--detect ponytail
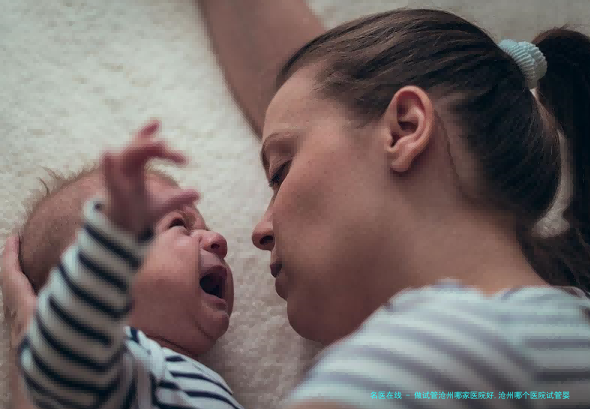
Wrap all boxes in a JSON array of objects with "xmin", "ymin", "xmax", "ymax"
[{"xmin": 526, "ymin": 28, "xmax": 590, "ymax": 291}]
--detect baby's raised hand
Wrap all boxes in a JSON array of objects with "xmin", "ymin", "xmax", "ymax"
[{"xmin": 101, "ymin": 120, "xmax": 200, "ymax": 236}]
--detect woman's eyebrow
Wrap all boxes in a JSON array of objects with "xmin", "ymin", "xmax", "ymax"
[
  {"xmin": 260, "ymin": 133, "xmax": 283, "ymax": 169},
  {"xmin": 260, "ymin": 131, "xmax": 301, "ymax": 170}
]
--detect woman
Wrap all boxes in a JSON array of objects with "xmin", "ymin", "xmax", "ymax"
[
  {"xmin": 244, "ymin": 5, "xmax": 590, "ymax": 408},
  {"xmin": 5, "ymin": 5, "xmax": 590, "ymax": 409}
]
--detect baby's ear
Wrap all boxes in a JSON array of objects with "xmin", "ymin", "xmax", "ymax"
[
  {"xmin": 14, "ymin": 234, "xmax": 38, "ymax": 295},
  {"xmin": 13, "ymin": 232, "xmax": 34, "ymax": 293},
  {"xmin": 19, "ymin": 225, "xmax": 64, "ymax": 295}
]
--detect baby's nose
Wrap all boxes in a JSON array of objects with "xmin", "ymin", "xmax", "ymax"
[{"xmin": 195, "ymin": 230, "xmax": 228, "ymax": 259}]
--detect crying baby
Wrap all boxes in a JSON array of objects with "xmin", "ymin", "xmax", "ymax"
[{"xmin": 17, "ymin": 120, "xmax": 244, "ymax": 409}]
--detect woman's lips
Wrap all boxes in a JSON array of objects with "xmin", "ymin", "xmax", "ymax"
[{"xmin": 270, "ymin": 262, "xmax": 282, "ymax": 278}]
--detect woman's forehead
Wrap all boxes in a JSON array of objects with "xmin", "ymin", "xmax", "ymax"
[{"xmin": 265, "ymin": 68, "xmax": 322, "ymax": 129}]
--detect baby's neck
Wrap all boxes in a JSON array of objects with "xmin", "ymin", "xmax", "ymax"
[{"xmin": 150, "ymin": 335, "xmax": 202, "ymax": 360}]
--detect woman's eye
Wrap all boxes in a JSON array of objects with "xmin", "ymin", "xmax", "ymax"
[{"xmin": 269, "ymin": 162, "xmax": 290, "ymax": 188}]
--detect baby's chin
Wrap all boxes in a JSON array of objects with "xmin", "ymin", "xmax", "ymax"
[
  {"xmin": 147, "ymin": 312, "xmax": 229, "ymax": 358},
  {"xmin": 197, "ymin": 298, "xmax": 231, "ymax": 342},
  {"xmin": 165, "ymin": 299, "xmax": 231, "ymax": 357},
  {"xmin": 128, "ymin": 303, "xmax": 230, "ymax": 358}
]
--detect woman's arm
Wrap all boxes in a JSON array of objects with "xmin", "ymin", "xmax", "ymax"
[{"xmin": 199, "ymin": 0, "xmax": 325, "ymax": 137}]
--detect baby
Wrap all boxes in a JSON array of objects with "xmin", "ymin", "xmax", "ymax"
[{"xmin": 17, "ymin": 120, "xmax": 244, "ymax": 409}]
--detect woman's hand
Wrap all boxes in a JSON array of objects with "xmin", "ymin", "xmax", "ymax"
[
  {"xmin": 2, "ymin": 235, "xmax": 39, "ymax": 409},
  {"xmin": 2, "ymin": 236, "xmax": 36, "ymax": 350}
]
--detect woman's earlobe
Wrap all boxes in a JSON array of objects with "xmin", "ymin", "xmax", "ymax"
[{"xmin": 389, "ymin": 135, "xmax": 429, "ymax": 172}]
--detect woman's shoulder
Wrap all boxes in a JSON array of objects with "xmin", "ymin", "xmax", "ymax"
[
  {"xmin": 376, "ymin": 279, "xmax": 590, "ymax": 322},
  {"xmin": 364, "ymin": 280, "xmax": 590, "ymax": 351},
  {"xmin": 286, "ymin": 281, "xmax": 590, "ymax": 408}
]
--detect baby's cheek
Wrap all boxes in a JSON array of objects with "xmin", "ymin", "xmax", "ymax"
[
  {"xmin": 135, "ymin": 236, "xmax": 198, "ymax": 303},
  {"xmin": 167, "ymin": 240, "xmax": 200, "ymax": 285}
]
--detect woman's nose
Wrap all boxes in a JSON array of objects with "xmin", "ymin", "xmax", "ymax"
[
  {"xmin": 199, "ymin": 231, "xmax": 228, "ymax": 259},
  {"xmin": 252, "ymin": 215, "xmax": 274, "ymax": 251}
]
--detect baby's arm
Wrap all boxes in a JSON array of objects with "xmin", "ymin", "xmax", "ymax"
[
  {"xmin": 17, "ymin": 120, "xmax": 201, "ymax": 409},
  {"xmin": 18, "ymin": 199, "xmax": 151, "ymax": 409}
]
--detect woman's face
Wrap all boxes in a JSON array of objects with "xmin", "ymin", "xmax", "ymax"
[{"xmin": 252, "ymin": 67, "xmax": 401, "ymax": 345}]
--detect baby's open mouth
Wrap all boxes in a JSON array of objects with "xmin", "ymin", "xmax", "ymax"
[{"xmin": 200, "ymin": 267, "xmax": 225, "ymax": 299}]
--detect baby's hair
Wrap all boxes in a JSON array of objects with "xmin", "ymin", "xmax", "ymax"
[
  {"xmin": 276, "ymin": 9, "xmax": 590, "ymax": 291},
  {"xmin": 18, "ymin": 163, "xmax": 178, "ymax": 293}
]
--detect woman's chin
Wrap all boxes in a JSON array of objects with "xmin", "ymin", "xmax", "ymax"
[{"xmin": 287, "ymin": 298, "xmax": 319, "ymax": 342}]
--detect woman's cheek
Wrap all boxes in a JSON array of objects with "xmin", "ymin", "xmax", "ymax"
[{"xmin": 275, "ymin": 165, "xmax": 324, "ymax": 229}]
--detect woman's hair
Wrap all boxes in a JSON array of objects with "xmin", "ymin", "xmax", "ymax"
[{"xmin": 275, "ymin": 9, "xmax": 590, "ymax": 291}]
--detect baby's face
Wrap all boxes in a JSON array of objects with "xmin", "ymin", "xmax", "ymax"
[
  {"xmin": 26, "ymin": 172, "xmax": 234, "ymax": 358},
  {"xmin": 128, "ymin": 175, "xmax": 235, "ymax": 357}
]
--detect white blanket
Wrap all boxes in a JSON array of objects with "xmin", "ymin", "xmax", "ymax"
[{"xmin": 0, "ymin": 0, "xmax": 585, "ymax": 408}]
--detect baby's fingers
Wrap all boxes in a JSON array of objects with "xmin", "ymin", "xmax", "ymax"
[
  {"xmin": 121, "ymin": 140, "xmax": 187, "ymax": 175},
  {"xmin": 101, "ymin": 152, "xmax": 117, "ymax": 188},
  {"xmin": 136, "ymin": 119, "xmax": 161, "ymax": 139},
  {"xmin": 152, "ymin": 189, "xmax": 200, "ymax": 221}
]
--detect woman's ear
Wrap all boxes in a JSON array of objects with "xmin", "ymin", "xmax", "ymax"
[{"xmin": 383, "ymin": 86, "xmax": 435, "ymax": 173}]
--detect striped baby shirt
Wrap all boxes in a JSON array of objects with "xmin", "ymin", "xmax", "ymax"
[
  {"xmin": 18, "ymin": 200, "xmax": 244, "ymax": 409},
  {"xmin": 287, "ymin": 280, "xmax": 590, "ymax": 409}
]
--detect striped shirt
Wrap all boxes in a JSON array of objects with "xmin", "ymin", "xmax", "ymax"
[
  {"xmin": 19, "ymin": 200, "xmax": 244, "ymax": 409},
  {"xmin": 287, "ymin": 279, "xmax": 590, "ymax": 409}
]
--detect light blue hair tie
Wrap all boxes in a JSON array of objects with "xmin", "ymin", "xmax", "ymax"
[{"xmin": 498, "ymin": 39, "xmax": 547, "ymax": 89}]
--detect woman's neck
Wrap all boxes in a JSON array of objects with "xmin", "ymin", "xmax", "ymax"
[{"xmin": 393, "ymin": 209, "xmax": 549, "ymax": 296}]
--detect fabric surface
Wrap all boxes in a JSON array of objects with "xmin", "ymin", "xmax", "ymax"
[{"xmin": 1, "ymin": 1, "xmax": 588, "ymax": 408}]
